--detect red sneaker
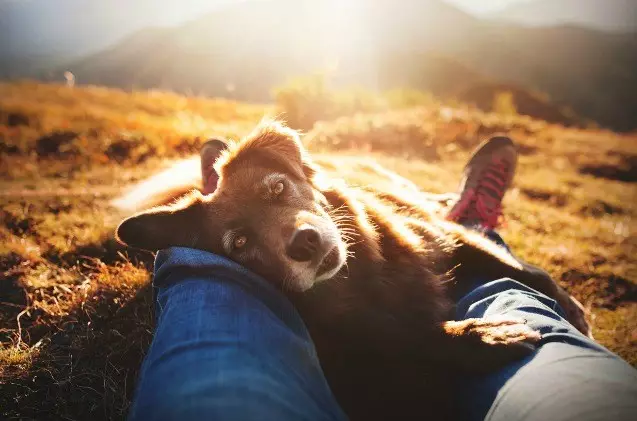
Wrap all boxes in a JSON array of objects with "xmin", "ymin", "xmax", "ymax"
[{"xmin": 446, "ymin": 136, "xmax": 518, "ymax": 230}]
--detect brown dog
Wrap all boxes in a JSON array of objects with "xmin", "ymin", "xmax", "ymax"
[{"xmin": 116, "ymin": 121, "xmax": 588, "ymax": 420}]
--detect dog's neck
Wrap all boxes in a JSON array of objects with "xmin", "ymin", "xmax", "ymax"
[
  {"xmin": 317, "ymin": 178, "xmax": 385, "ymax": 270},
  {"xmin": 313, "ymin": 172, "xmax": 451, "ymax": 280}
]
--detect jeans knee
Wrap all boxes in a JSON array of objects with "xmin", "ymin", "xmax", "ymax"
[
  {"xmin": 457, "ymin": 278, "xmax": 564, "ymax": 320},
  {"xmin": 481, "ymin": 278, "xmax": 539, "ymax": 295}
]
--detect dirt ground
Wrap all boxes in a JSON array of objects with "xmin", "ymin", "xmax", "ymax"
[{"xmin": 1, "ymin": 82, "xmax": 635, "ymax": 420}]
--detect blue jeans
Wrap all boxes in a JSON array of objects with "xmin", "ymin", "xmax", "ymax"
[{"xmin": 129, "ymin": 247, "xmax": 637, "ymax": 421}]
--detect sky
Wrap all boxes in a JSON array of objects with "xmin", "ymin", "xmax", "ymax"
[
  {"xmin": 443, "ymin": 0, "xmax": 531, "ymax": 15},
  {"xmin": 0, "ymin": 0, "xmax": 538, "ymax": 57},
  {"xmin": 0, "ymin": 0, "xmax": 533, "ymax": 19}
]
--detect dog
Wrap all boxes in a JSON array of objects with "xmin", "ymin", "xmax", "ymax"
[{"xmin": 115, "ymin": 121, "xmax": 589, "ymax": 420}]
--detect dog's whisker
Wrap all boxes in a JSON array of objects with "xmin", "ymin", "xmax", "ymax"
[{"xmin": 338, "ymin": 229, "xmax": 359, "ymax": 235}]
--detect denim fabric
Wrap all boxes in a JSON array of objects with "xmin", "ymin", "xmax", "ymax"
[
  {"xmin": 128, "ymin": 247, "xmax": 347, "ymax": 421},
  {"xmin": 129, "ymin": 247, "xmax": 637, "ymax": 421},
  {"xmin": 456, "ymin": 279, "xmax": 637, "ymax": 421}
]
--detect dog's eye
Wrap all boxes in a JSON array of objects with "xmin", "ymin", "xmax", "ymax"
[
  {"xmin": 234, "ymin": 235, "xmax": 247, "ymax": 249},
  {"xmin": 273, "ymin": 181, "xmax": 284, "ymax": 196}
]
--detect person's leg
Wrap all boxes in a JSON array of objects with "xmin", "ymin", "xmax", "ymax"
[
  {"xmin": 128, "ymin": 247, "xmax": 346, "ymax": 421},
  {"xmin": 456, "ymin": 276, "xmax": 637, "ymax": 421},
  {"xmin": 448, "ymin": 142, "xmax": 636, "ymax": 421}
]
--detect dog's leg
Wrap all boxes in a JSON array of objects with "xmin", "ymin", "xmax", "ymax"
[
  {"xmin": 457, "ymin": 250, "xmax": 591, "ymax": 338},
  {"xmin": 505, "ymin": 261, "xmax": 592, "ymax": 338},
  {"xmin": 431, "ymin": 317, "xmax": 541, "ymax": 372},
  {"xmin": 432, "ymin": 219, "xmax": 592, "ymax": 338}
]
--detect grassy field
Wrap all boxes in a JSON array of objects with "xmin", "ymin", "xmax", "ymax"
[{"xmin": 1, "ymin": 81, "xmax": 636, "ymax": 420}]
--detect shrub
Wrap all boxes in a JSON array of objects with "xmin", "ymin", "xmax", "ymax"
[
  {"xmin": 273, "ymin": 73, "xmax": 437, "ymax": 130},
  {"xmin": 492, "ymin": 91, "xmax": 518, "ymax": 116}
]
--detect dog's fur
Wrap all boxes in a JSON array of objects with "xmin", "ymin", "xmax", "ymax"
[{"xmin": 115, "ymin": 121, "xmax": 589, "ymax": 420}]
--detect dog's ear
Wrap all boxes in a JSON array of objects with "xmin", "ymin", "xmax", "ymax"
[
  {"xmin": 116, "ymin": 192, "xmax": 207, "ymax": 251},
  {"xmin": 200, "ymin": 138, "xmax": 228, "ymax": 194}
]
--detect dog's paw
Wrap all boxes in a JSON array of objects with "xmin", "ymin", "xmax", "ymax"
[
  {"xmin": 442, "ymin": 317, "xmax": 541, "ymax": 371},
  {"xmin": 466, "ymin": 317, "xmax": 542, "ymax": 350}
]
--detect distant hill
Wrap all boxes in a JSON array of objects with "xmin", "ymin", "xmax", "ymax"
[
  {"xmin": 490, "ymin": 0, "xmax": 637, "ymax": 33},
  {"xmin": 31, "ymin": 0, "xmax": 637, "ymax": 131},
  {"xmin": 62, "ymin": 0, "xmax": 479, "ymax": 94},
  {"xmin": 456, "ymin": 83, "xmax": 582, "ymax": 127},
  {"xmin": 0, "ymin": 0, "xmax": 227, "ymax": 78}
]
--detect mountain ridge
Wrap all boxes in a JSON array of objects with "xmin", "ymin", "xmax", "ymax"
[
  {"xmin": 490, "ymin": 0, "xmax": 637, "ymax": 33},
  {"xmin": 7, "ymin": 0, "xmax": 637, "ymax": 131}
]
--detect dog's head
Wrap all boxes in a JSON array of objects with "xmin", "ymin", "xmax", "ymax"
[{"xmin": 116, "ymin": 121, "xmax": 347, "ymax": 291}]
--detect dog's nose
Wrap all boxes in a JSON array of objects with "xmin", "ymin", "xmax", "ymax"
[{"xmin": 287, "ymin": 225, "xmax": 321, "ymax": 262}]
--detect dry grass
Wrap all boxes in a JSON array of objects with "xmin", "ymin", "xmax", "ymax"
[{"xmin": 1, "ymin": 82, "xmax": 635, "ymax": 420}]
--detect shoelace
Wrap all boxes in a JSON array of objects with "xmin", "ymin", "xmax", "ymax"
[{"xmin": 449, "ymin": 157, "xmax": 510, "ymax": 230}]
